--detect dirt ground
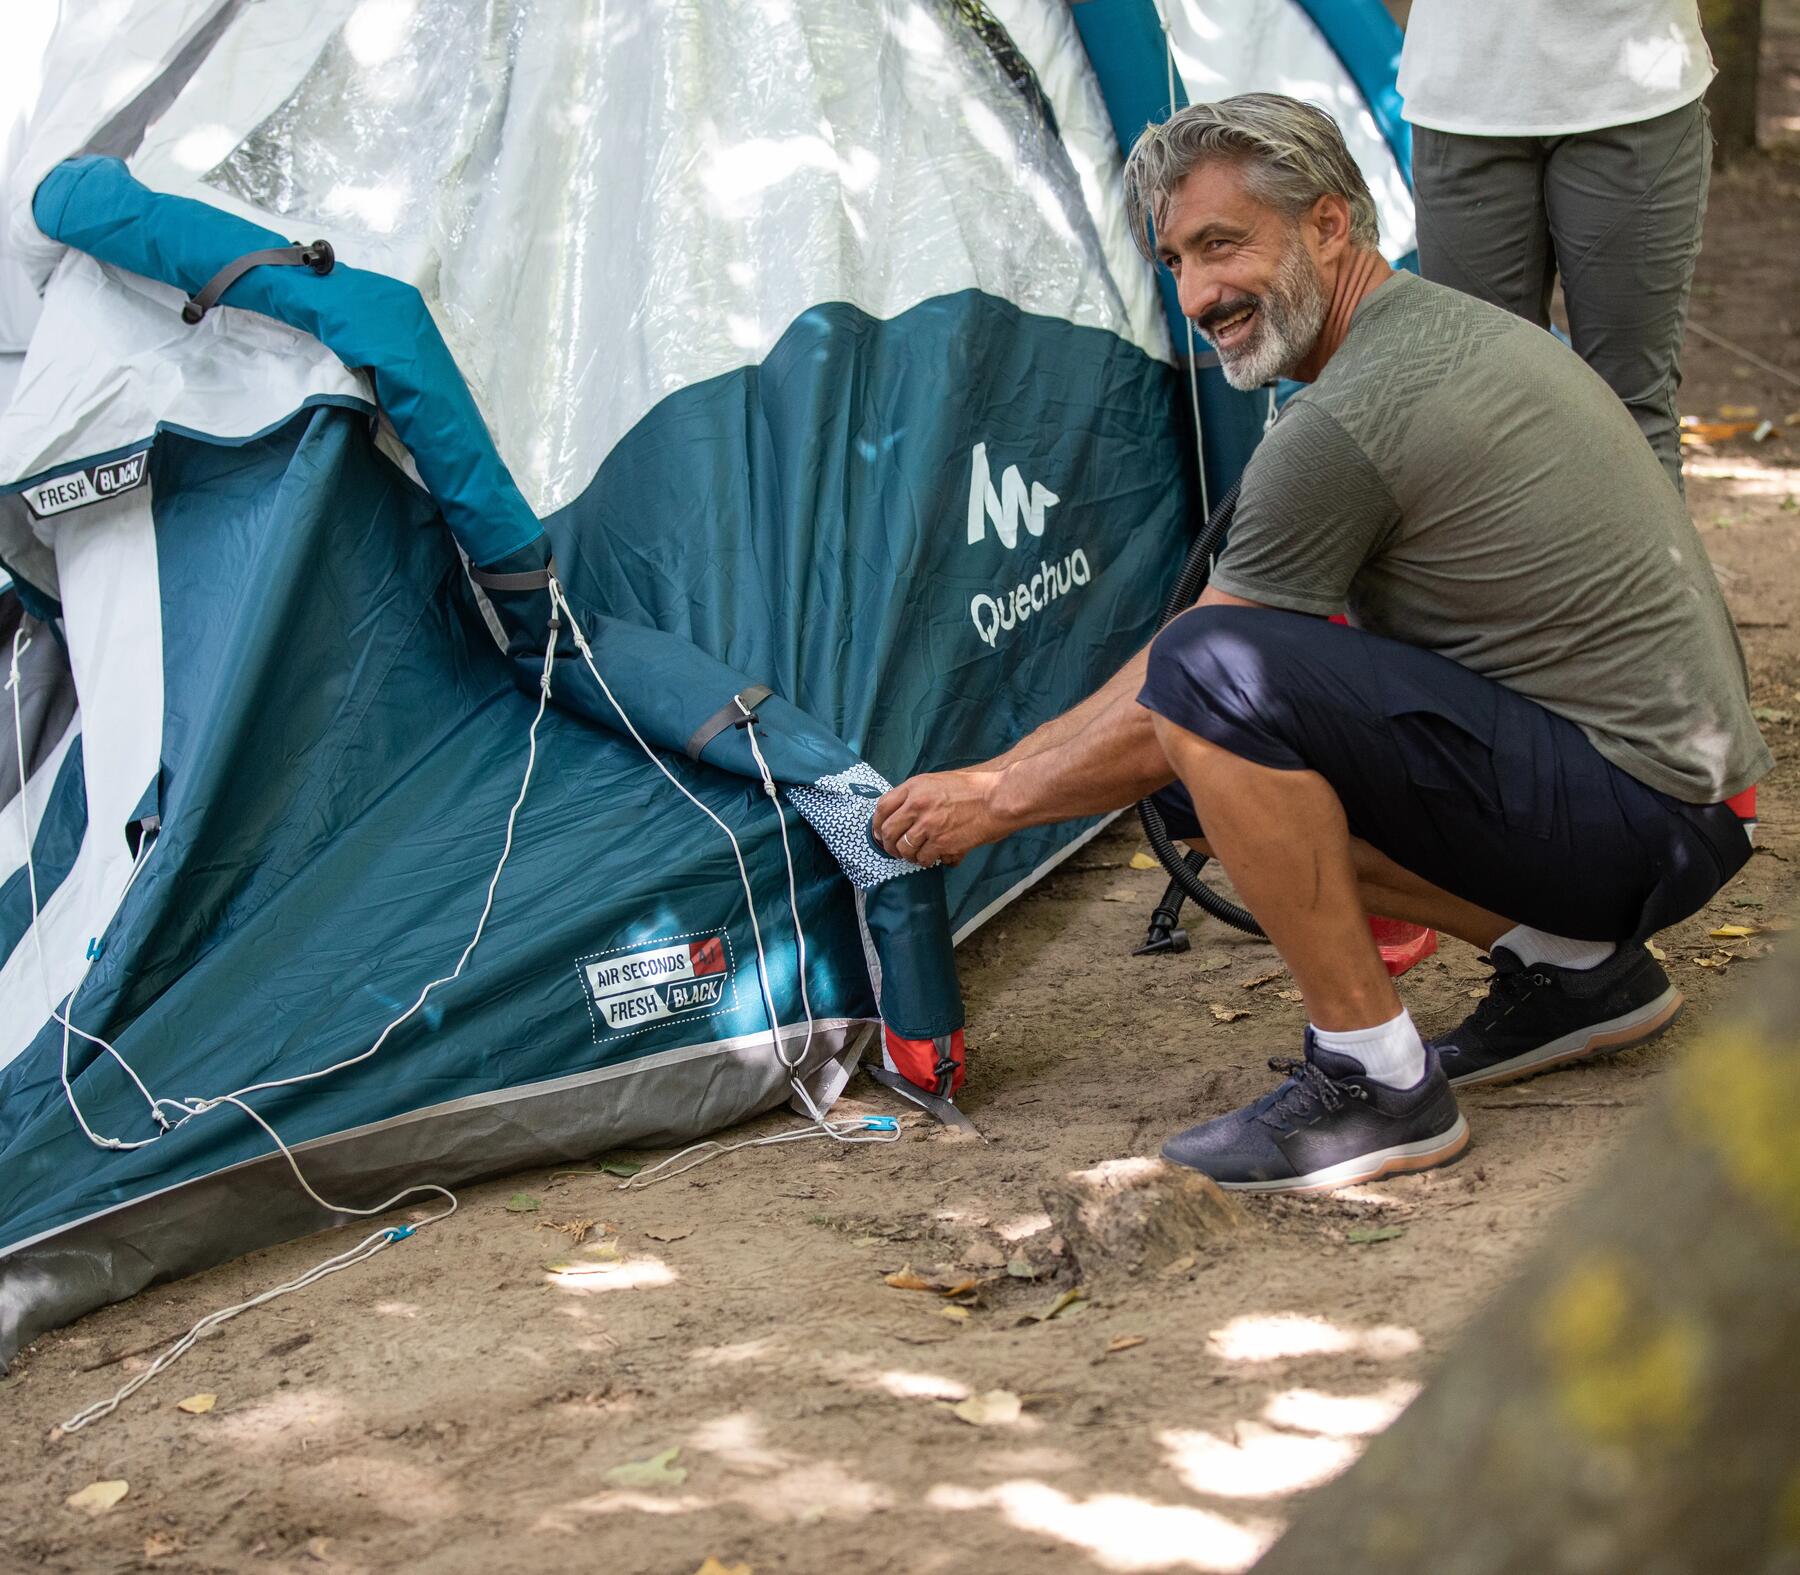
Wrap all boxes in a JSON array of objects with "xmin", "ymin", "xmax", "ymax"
[{"xmin": 5, "ymin": 16, "xmax": 1799, "ymax": 1575}]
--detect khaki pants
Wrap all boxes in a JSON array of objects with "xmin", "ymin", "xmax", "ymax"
[{"xmin": 1412, "ymin": 99, "xmax": 1711, "ymax": 494}]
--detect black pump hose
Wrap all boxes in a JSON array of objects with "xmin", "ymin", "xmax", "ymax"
[{"xmin": 1136, "ymin": 479, "xmax": 1265, "ymax": 938}]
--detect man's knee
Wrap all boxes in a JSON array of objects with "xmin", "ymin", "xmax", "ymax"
[
  {"xmin": 1143, "ymin": 607, "xmax": 1318, "ymax": 775},
  {"xmin": 1148, "ymin": 604, "xmax": 1320, "ymax": 715}
]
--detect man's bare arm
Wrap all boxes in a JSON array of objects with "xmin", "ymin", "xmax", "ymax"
[{"xmin": 872, "ymin": 586, "xmax": 1266, "ymax": 864}]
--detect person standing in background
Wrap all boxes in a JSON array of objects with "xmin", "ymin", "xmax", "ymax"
[{"xmin": 1398, "ymin": 1, "xmax": 1714, "ymax": 493}]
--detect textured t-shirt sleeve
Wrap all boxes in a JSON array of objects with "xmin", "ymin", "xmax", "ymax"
[{"xmin": 1208, "ymin": 402, "xmax": 1398, "ymax": 617}]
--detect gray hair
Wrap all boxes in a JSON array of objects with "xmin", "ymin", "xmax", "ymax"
[{"xmin": 1122, "ymin": 93, "xmax": 1381, "ymax": 258}]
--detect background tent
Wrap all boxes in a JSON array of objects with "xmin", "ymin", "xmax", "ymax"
[{"xmin": 0, "ymin": 0, "xmax": 1414, "ymax": 1364}]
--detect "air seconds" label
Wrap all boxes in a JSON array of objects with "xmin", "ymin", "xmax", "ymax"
[{"xmin": 578, "ymin": 930, "xmax": 736, "ymax": 1041}]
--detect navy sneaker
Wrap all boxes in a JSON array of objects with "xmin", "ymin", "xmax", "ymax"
[
  {"xmin": 1437, "ymin": 944, "xmax": 1682, "ymax": 1089},
  {"xmin": 1161, "ymin": 1035, "xmax": 1469, "ymax": 1193}
]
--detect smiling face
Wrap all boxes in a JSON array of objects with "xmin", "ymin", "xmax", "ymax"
[{"xmin": 1155, "ymin": 160, "xmax": 1334, "ymax": 390}]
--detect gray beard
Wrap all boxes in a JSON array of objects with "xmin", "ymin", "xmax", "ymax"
[{"xmin": 1209, "ymin": 242, "xmax": 1329, "ymax": 391}]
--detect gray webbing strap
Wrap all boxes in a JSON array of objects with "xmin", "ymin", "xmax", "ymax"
[
  {"xmin": 685, "ymin": 684, "xmax": 774, "ymax": 761},
  {"xmin": 865, "ymin": 1066, "xmax": 983, "ymax": 1138},
  {"xmin": 182, "ymin": 241, "xmax": 334, "ymax": 325},
  {"xmin": 468, "ymin": 557, "xmax": 557, "ymax": 593}
]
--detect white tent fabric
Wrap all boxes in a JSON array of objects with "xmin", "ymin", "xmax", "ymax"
[{"xmin": 43, "ymin": 0, "xmax": 1168, "ymax": 517}]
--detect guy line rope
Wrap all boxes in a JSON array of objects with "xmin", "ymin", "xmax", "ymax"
[{"xmin": 6, "ymin": 577, "xmax": 895, "ymax": 1430}]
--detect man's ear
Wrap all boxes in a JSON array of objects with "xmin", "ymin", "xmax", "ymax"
[{"xmin": 1308, "ymin": 192, "xmax": 1353, "ymax": 260}]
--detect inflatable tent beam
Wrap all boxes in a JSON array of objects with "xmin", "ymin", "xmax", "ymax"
[{"xmin": 27, "ymin": 155, "xmax": 967, "ymax": 1083}]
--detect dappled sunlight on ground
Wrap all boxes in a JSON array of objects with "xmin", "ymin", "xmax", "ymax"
[
  {"xmin": 863, "ymin": 1368, "xmax": 972, "ymax": 1402},
  {"xmin": 303, "ymin": 1452, "xmax": 465, "ymax": 1524},
  {"xmin": 927, "ymin": 1480, "xmax": 1278, "ymax": 1573},
  {"xmin": 1159, "ymin": 1422, "xmax": 1360, "ymax": 1499},
  {"xmin": 544, "ymin": 1254, "xmax": 677, "ymax": 1294},
  {"xmin": 1261, "ymin": 1382, "xmax": 1419, "ymax": 1436},
  {"xmin": 1205, "ymin": 1313, "xmax": 1422, "ymax": 1364},
  {"xmin": 1332, "ymin": 1184, "xmax": 1413, "ymax": 1210},
  {"xmin": 212, "ymin": 1386, "xmax": 351, "ymax": 1450}
]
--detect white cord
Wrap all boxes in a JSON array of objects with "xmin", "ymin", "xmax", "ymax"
[
  {"xmin": 543, "ymin": 579, "xmax": 899, "ymax": 1191},
  {"xmin": 18, "ymin": 629, "xmax": 557, "ymax": 1430},
  {"xmin": 10, "ymin": 630, "xmax": 168, "ymax": 1139},
  {"xmin": 24, "ymin": 575, "xmax": 894, "ymax": 1423},
  {"xmin": 1151, "ymin": 0, "xmax": 1210, "ymax": 523}
]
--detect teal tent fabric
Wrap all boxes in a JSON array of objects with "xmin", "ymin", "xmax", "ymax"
[{"xmin": 0, "ymin": 405, "xmax": 873, "ymax": 1262}]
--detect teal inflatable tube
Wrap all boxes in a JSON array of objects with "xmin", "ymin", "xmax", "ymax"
[
  {"xmin": 28, "ymin": 155, "xmax": 967, "ymax": 1066},
  {"xmin": 33, "ymin": 155, "xmax": 544, "ymax": 570}
]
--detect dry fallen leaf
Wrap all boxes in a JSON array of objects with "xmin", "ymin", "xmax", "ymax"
[
  {"xmin": 693, "ymin": 1560, "xmax": 753, "ymax": 1575},
  {"xmin": 1194, "ymin": 951, "xmax": 1232, "ymax": 972},
  {"xmin": 1129, "ymin": 851, "xmax": 1161, "ymax": 871},
  {"xmin": 1466, "ymin": 987, "xmax": 1487, "ymax": 999},
  {"xmin": 1719, "ymin": 403, "xmax": 1760, "ymax": 419},
  {"xmin": 1646, "ymin": 941, "xmax": 1668, "ymax": 962},
  {"xmin": 175, "ymin": 1393, "xmax": 216, "ymax": 1415},
  {"xmin": 1157, "ymin": 1254, "xmax": 1198, "ymax": 1279},
  {"xmin": 950, "ymin": 1390, "xmax": 1022, "ymax": 1427},
  {"xmin": 940, "ymin": 1305, "xmax": 972, "ymax": 1322},
  {"xmin": 1680, "ymin": 419, "xmax": 1764, "ymax": 443},
  {"xmin": 1709, "ymin": 924, "xmax": 1758, "ymax": 940},
  {"xmin": 143, "ymin": 1532, "xmax": 185, "ymax": 1562},
  {"xmin": 604, "ymin": 1447, "xmax": 687, "ymax": 1489},
  {"xmin": 883, "ymin": 1267, "xmax": 941, "ymax": 1292},
  {"xmin": 1105, "ymin": 1334, "xmax": 1147, "ymax": 1355},
  {"xmin": 1005, "ymin": 1255, "xmax": 1038, "ymax": 1280},
  {"xmin": 503, "ymin": 1192, "xmax": 541, "ymax": 1213},
  {"xmin": 536, "ymin": 1217, "xmax": 595, "ymax": 1245},
  {"xmin": 1208, "ymin": 1003, "xmax": 1250, "ymax": 1023},
  {"xmin": 1695, "ymin": 952, "xmax": 1734, "ymax": 969},
  {"xmin": 66, "ymin": 1481, "xmax": 128, "ymax": 1516},
  {"xmin": 1276, "ymin": 989, "xmax": 1304, "ymax": 1003},
  {"xmin": 644, "ymin": 1224, "xmax": 695, "ymax": 1243},
  {"xmin": 1043, "ymin": 1286, "xmax": 1087, "ymax": 1320},
  {"xmin": 1241, "ymin": 970, "xmax": 1284, "ymax": 991}
]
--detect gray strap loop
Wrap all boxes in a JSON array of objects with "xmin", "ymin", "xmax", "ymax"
[
  {"xmin": 182, "ymin": 240, "xmax": 335, "ymax": 324},
  {"xmin": 685, "ymin": 684, "xmax": 774, "ymax": 761},
  {"xmin": 468, "ymin": 555, "xmax": 557, "ymax": 593}
]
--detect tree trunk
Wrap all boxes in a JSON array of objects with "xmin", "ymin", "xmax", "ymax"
[
  {"xmin": 1702, "ymin": 0, "xmax": 1765, "ymax": 165},
  {"xmin": 1253, "ymin": 953, "xmax": 1800, "ymax": 1575}
]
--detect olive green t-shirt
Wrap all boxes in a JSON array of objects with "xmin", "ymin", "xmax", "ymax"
[{"xmin": 1211, "ymin": 270, "xmax": 1769, "ymax": 804}]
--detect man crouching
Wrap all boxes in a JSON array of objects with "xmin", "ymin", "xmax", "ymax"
[{"xmin": 872, "ymin": 94, "xmax": 1767, "ymax": 1192}]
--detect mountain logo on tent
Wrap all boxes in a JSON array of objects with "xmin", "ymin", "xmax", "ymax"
[
  {"xmin": 22, "ymin": 451, "xmax": 149, "ymax": 518},
  {"xmin": 966, "ymin": 442, "xmax": 1059, "ymax": 549},
  {"xmin": 578, "ymin": 931, "xmax": 738, "ymax": 1039}
]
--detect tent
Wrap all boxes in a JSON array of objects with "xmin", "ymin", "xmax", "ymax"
[{"xmin": 0, "ymin": 0, "xmax": 1412, "ymax": 1366}]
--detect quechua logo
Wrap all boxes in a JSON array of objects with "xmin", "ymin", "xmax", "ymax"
[{"xmin": 964, "ymin": 443, "xmax": 1090, "ymax": 648}]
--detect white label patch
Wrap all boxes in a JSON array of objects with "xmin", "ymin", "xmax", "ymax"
[
  {"xmin": 23, "ymin": 453, "xmax": 149, "ymax": 518},
  {"xmin": 578, "ymin": 930, "xmax": 737, "ymax": 1042}
]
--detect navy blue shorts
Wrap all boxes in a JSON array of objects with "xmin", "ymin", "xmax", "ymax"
[{"xmin": 1139, "ymin": 606, "xmax": 1749, "ymax": 943}]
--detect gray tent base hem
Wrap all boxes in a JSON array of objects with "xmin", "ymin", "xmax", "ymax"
[{"xmin": 0, "ymin": 1018, "xmax": 871, "ymax": 1366}]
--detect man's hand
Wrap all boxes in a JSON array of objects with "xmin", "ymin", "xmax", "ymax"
[{"xmin": 873, "ymin": 768, "xmax": 1012, "ymax": 867}]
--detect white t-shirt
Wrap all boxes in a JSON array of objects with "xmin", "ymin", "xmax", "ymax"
[{"xmin": 1398, "ymin": 0, "xmax": 1715, "ymax": 137}]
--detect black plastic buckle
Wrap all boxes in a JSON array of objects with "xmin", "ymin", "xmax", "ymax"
[{"xmin": 182, "ymin": 239, "xmax": 336, "ymax": 325}]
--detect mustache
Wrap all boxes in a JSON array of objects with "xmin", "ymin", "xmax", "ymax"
[{"xmin": 1196, "ymin": 294, "xmax": 1260, "ymax": 335}]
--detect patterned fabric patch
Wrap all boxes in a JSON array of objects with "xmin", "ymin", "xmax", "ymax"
[{"xmin": 785, "ymin": 763, "xmax": 917, "ymax": 890}]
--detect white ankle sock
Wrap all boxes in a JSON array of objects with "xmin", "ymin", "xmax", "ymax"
[
  {"xmin": 1494, "ymin": 925, "xmax": 1616, "ymax": 972},
  {"xmin": 1312, "ymin": 1008, "xmax": 1426, "ymax": 1090}
]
